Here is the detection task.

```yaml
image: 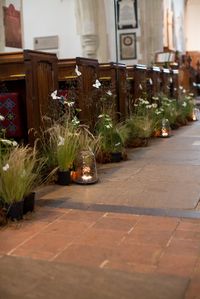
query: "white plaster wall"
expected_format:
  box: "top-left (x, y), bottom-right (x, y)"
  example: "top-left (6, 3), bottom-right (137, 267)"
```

top-left (103, 0), bottom-right (116, 62)
top-left (22, 0), bottom-right (82, 58)
top-left (172, 0), bottom-right (185, 52)
top-left (185, 0), bottom-right (200, 51)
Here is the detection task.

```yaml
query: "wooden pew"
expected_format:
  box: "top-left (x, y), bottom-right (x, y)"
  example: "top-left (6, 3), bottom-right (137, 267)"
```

top-left (58, 57), bottom-right (98, 127)
top-left (0, 50), bottom-right (58, 144)
top-left (147, 66), bottom-right (162, 98)
top-left (161, 68), bottom-right (173, 98)
top-left (98, 62), bottom-right (127, 120)
top-left (132, 64), bottom-right (148, 101)
top-left (126, 65), bottom-right (135, 115)
top-left (171, 69), bottom-right (179, 99)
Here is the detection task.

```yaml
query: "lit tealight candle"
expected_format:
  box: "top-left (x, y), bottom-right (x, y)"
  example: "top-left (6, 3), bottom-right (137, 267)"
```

top-left (161, 129), bottom-right (169, 137)
top-left (82, 174), bottom-right (93, 181)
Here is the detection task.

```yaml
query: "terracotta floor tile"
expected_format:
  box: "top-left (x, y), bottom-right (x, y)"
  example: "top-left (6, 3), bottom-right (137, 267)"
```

top-left (157, 253), bottom-right (198, 277)
top-left (30, 207), bottom-right (65, 222)
top-left (105, 213), bottom-right (140, 221)
top-left (54, 244), bottom-right (113, 267)
top-left (135, 215), bottom-right (179, 232)
top-left (11, 232), bottom-right (73, 257)
top-left (105, 260), bottom-right (157, 274)
top-left (41, 219), bottom-right (91, 236)
top-left (173, 229), bottom-right (200, 241)
top-left (177, 219), bottom-right (200, 232)
top-left (11, 248), bottom-right (55, 261)
top-left (0, 236), bottom-right (28, 254)
top-left (73, 228), bottom-right (126, 248)
top-left (123, 229), bottom-right (172, 246)
top-left (92, 216), bottom-right (138, 232)
top-left (110, 243), bottom-right (163, 266)
top-left (166, 238), bottom-right (200, 257)
top-left (59, 210), bottom-right (105, 223)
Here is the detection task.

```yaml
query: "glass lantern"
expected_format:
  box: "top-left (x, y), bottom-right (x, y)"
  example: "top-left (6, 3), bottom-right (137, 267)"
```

top-left (161, 118), bottom-right (171, 137)
top-left (192, 107), bottom-right (199, 121)
top-left (73, 150), bottom-right (98, 185)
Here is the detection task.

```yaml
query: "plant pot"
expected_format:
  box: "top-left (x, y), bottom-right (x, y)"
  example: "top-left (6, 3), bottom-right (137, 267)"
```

top-left (57, 170), bottom-right (71, 185)
top-left (0, 207), bottom-right (7, 226)
top-left (127, 137), bottom-right (149, 148)
top-left (23, 192), bottom-right (35, 214)
top-left (6, 200), bottom-right (24, 220)
top-left (110, 152), bottom-right (122, 163)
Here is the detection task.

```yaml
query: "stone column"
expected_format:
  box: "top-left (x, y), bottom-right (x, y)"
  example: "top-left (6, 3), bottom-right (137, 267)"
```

top-left (75, 0), bottom-right (99, 58)
top-left (139, 0), bottom-right (164, 65)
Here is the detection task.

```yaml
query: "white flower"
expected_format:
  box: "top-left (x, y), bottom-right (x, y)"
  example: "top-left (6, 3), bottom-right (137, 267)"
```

top-left (179, 86), bottom-right (183, 90)
top-left (105, 124), bottom-right (112, 129)
top-left (0, 114), bottom-right (5, 121)
top-left (58, 136), bottom-right (64, 146)
top-left (115, 142), bottom-right (121, 147)
top-left (152, 97), bottom-right (159, 101)
top-left (139, 84), bottom-right (143, 90)
top-left (146, 105), bottom-right (152, 109)
top-left (66, 101), bottom-right (75, 107)
top-left (144, 100), bottom-right (150, 105)
top-left (134, 103), bottom-right (138, 107)
top-left (183, 89), bottom-right (186, 93)
top-left (193, 82), bottom-right (197, 87)
top-left (51, 90), bottom-right (61, 100)
top-left (93, 79), bottom-right (101, 89)
top-left (75, 65), bottom-right (82, 76)
top-left (155, 110), bottom-right (161, 115)
top-left (0, 139), bottom-right (13, 145)
top-left (106, 90), bottom-right (112, 96)
top-left (12, 141), bottom-right (18, 147)
top-left (149, 78), bottom-right (153, 85)
top-left (182, 102), bottom-right (187, 107)
top-left (72, 116), bottom-right (80, 126)
top-left (3, 163), bottom-right (9, 171)
top-left (152, 103), bottom-right (158, 108)
top-left (98, 114), bottom-right (104, 118)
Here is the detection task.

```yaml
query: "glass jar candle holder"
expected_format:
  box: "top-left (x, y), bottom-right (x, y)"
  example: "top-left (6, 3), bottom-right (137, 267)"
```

top-left (73, 150), bottom-right (98, 185)
top-left (192, 107), bottom-right (199, 121)
top-left (161, 118), bottom-right (171, 137)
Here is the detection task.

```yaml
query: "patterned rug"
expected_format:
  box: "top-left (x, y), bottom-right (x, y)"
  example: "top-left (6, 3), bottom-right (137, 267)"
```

top-left (0, 93), bottom-right (23, 138)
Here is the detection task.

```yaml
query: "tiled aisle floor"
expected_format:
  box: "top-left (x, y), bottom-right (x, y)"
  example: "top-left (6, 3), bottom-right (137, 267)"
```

top-left (0, 207), bottom-right (200, 298)
top-left (1, 122), bottom-right (200, 298)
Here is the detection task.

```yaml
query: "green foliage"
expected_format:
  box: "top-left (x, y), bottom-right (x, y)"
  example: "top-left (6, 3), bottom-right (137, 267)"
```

top-left (0, 145), bottom-right (44, 204)
top-left (77, 126), bottom-right (101, 156)
top-left (96, 114), bottom-right (129, 154)
top-left (47, 123), bottom-right (80, 171)
top-left (126, 115), bottom-right (154, 140)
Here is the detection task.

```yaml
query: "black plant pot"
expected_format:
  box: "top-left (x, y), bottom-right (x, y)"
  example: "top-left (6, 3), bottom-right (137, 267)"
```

top-left (23, 192), bottom-right (35, 214)
top-left (6, 200), bottom-right (24, 220)
top-left (110, 152), bottom-right (122, 163)
top-left (57, 170), bottom-right (71, 185)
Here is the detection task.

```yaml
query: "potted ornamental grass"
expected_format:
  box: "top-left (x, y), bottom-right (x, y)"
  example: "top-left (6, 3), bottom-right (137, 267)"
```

top-left (47, 123), bottom-right (80, 185)
top-left (96, 114), bottom-right (129, 163)
top-left (126, 115), bottom-right (154, 147)
top-left (0, 145), bottom-right (44, 220)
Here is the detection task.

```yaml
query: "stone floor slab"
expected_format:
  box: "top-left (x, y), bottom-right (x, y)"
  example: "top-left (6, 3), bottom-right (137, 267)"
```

top-left (0, 255), bottom-right (189, 299)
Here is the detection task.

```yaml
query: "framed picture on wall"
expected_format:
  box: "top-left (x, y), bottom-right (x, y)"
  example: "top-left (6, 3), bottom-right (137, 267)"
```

top-left (3, 1), bottom-right (23, 48)
top-left (120, 33), bottom-right (136, 60)
top-left (117, 0), bottom-right (138, 29)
